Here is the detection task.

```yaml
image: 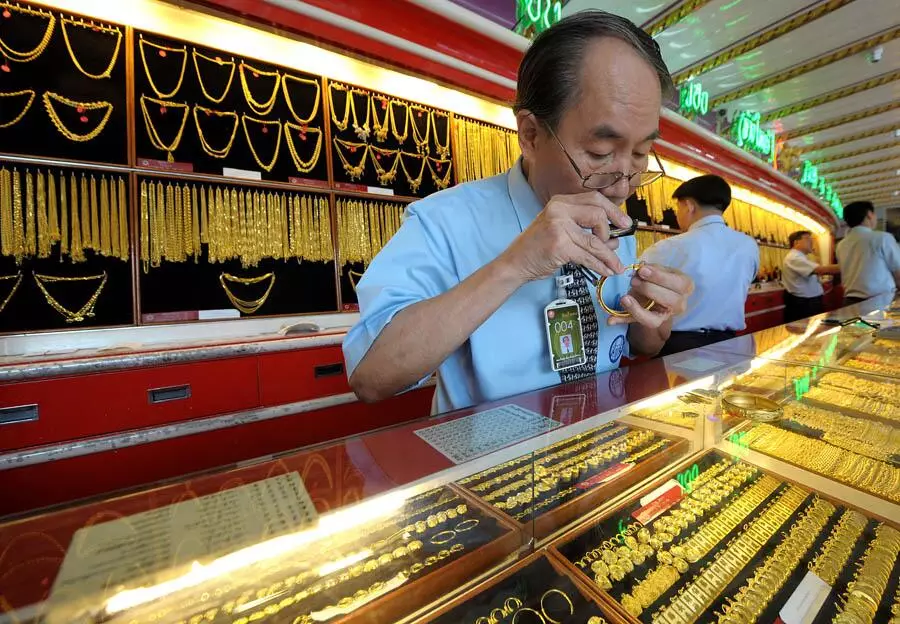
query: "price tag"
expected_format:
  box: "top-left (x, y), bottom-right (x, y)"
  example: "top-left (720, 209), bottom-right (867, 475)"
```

top-left (779, 571), bottom-right (831, 624)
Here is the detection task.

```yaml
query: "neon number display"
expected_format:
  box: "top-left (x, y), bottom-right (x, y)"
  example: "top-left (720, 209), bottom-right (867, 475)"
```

top-left (515, 0), bottom-right (562, 37)
top-left (676, 464), bottom-right (700, 492)
top-left (679, 81), bottom-right (709, 117)
top-left (730, 111), bottom-right (775, 163)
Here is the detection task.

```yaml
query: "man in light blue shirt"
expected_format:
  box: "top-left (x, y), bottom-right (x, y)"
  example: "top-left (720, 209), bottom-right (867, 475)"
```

top-left (641, 175), bottom-right (758, 357)
top-left (836, 201), bottom-right (900, 306)
top-left (343, 12), bottom-right (693, 413)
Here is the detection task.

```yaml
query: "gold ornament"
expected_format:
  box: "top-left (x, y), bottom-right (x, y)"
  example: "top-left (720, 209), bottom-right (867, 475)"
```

top-left (140, 95), bottom-right (189, 162)
top-left (42, 92), bottom-right (113, 142)
top-left (283, 122), bottom-right (323, 174)
top-left (138, 35), bottom-right (187, 98)
top-left (369, 146), bottom-right (400, 186)
top-left (191, 49), bottom-right (234, 103)
top-left (333, 138), bottom-right (368, 181)
top-left (60, 16), bottom-right (122, 79)
top-left (431, 110), bottom-right (451, 159)
top-left (0, 168), bottom-right (11, 257)
top-left (410, 104), bottom-right (431, 154)
top-left (389, 100), bottom-right (409, 143)
top-left (33, 271), bottom-right (108, 322)
top-left (426, 157), bottom-right (453, 190)
top-left (0, 90), bottom-right (35, 128)
top-left (219, 272), bottom-right (275, 314)
top-left (193, 105), bottom-right (238, 159)
top-left (241, 114), bottom-right (282, 172)
top-left (0, 2), bottom-right (55, 63)
top-left (238, 61), bottom-right (281, 115)
top-left (282, 73), bottom-right (320, 124)
top-left (370, 94), bottom-right (390, 142)
top-left (0, 272), bottom-right (22, 313)
top-left (24, 171), bottom-right (35, 257)
top-left (399, 151), bottom-right (426, 193)
top-left (327, 82), bottom-right (351, 132)
top-left (349, 89), bottom-right (371, 141)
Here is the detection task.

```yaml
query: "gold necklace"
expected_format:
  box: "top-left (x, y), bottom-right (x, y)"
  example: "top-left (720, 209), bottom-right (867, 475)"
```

top-left (241, 114), bottom-right (282, 172)
top-left (410, 105), bottom-right (431, 154)
top-left (0, 90), bottom-right (35, 127)
top-left (193, 105), bottom-right (238, 159)
top-left (117, 178), bottom-right (128, 260)
top-left (24, 171), bottom-right (35, 257)
top-left (369, 145), bottom-right (400, 186)
top-left (138, 35), bottom-right (187, 98)
top-left (348, 269), bottom-right (363, 291)
top-left (47, 171), bottom-right (59, 246)
top-left (140, 95), bottom-right (189, 162)
top-left (431, 110), bottom-right (450, 159)
top-left (283, 122), bottom-right (322, 173)
top-left (99, 176), bottom-right (110, 256)
top-left (333, 138), bottom-right (369, 181)
top-left (427, 157), bottom-right (453, 190)
top-left (238, 62), bottom-right (280, 115)
top-left (60, 16), bottom-right (122, 79)
top-left (0, 2), bottom-right (55, 64)
top-left (370, 95), bottom-right (391, 142)
top-left (191, 49), bottom-right (234, 103)
top-left (69, 173), bottom-right (85, 262)
top-left (11, 169), bottom-right (23, 263)
top-left (399, 151), bottom-right (426, 193)
top-left (327, 82), bottom-right (351, 132)
top-left (33, 271), bottom-right (108, 322)
top-left (219, 272), bottom-right (275, 314)
top-left (0, 272), bottom-right (22, 313)
top-left (59, 173), bottom-right (69, 256)
top-left (350, 90), bottom-right (370, 141)
top-left (282, 73), bottom-right (320, 124)
top-left (42, 92), bottom-right (113, 142)
top-left (36, 170), bottom-right (49, 258)
top-left (0, 167), bottom-right (11, 258)
top-left (389, 100), bottom-right (409, 142)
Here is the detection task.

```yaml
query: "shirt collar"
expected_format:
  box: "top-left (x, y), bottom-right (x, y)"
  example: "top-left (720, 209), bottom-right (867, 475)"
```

top-left (688, 214), bottom-right (725, 231)
top-left (507, 157), bottom-right (544, 231)
top-left (852, 226), bottom-right (872, 233)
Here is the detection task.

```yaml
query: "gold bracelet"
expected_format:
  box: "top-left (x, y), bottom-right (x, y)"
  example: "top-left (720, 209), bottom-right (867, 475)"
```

top-left (595, 264), bottom-right (655, 318)
top-left (540, 589), bottom-right (574, 624)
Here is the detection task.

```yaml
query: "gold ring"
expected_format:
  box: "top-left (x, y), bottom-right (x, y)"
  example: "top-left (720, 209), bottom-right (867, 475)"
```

top-left (511, 607), bottom-right (547, 624)
top-left (455, 519), bottom-right (480, 532)
top-left (540, 588), bottom-right (574, 624)
top-left (595, 263), bottom-right (655, 318)
top-left (504, 597), bottom-right (524, 613)
top-left (430, 529), bottom-right (457, 545)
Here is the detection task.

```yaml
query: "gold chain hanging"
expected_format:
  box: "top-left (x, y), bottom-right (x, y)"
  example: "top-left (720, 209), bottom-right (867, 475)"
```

top-left (42, 93), bottom-right (113, 142)
top-left (69, 173), bottom-right (84, 262)
top-left (117, 178), bottom-right (128, 260)
top-left (89, 175), bottom-right (100, 251)
top-left (191, 49), bottom-right (235, 103)
top-left (99, 176), bottom-right (111, 256)
top-left (399, 151), bottom-right (426, 193)
top-left (426, 157), bottom-right (453, 190)
top-left (281, 73), bottom-right (320, 124)
top-left (333, 138), bottom-right (369, 181)
top-left (369, 146), bottom-right (400, 186)
top-left (47, 171), bottom-right (59, 244)
top-left (409, 105), bottom-right (431, 154)
top-left (241, 114), bottom-right (282, 172)
top-left (11, 169), bottom-right (23, 263)
top-left (0, 272), bottom-right (22, 313)
top-left (0, 90), bottom-right (35, 128)
top-left (327, 82), bottom-right (351, 132)
top-left (32, 271), bottom-right (108, 322)
top-left (60, 16), bottom-right (122, 79)
top-left (24, 171), bottom-right (35, 257)
top-left (36, 171), bottom-right (49, 257)
top-left (140, 95), bottom-right (189, 162)
top-left (138, 35), bottom-right (187, 98)
top-left (193, 105), bottom-right (239, 159)
top-left (349, 90), bottom-right (370, 141)
top-left (431, 111), bottom-right (451, 159)
top-left (283, 123), bottom-right (323, 174)
top-left (0, 3), bottom-right (55, 63)
top-left (389, 100), bottom-right (409, 143)
top-left (238, 62), bottom-right (281, 115)
top-left (219, 272), bottom-right (275, 314)
top-left (0, 168), bottom-right (11, 257)
top-left (370, 95), bottom-right (390, 142)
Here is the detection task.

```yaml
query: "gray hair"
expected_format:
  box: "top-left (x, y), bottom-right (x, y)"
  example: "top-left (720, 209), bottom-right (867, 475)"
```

top-left (513, 10), bottom-right (674, 129)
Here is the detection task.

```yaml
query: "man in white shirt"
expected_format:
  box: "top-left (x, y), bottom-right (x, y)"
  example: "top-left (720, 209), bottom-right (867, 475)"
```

top-left (782, 230), bottom-right (840, 322)
top-left (836, 201), bottom-right (900, 306)
top-left (641, 175), bottom-right (759, 356)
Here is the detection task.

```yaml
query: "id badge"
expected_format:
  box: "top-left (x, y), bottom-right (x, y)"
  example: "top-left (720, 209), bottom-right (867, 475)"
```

top-left (544, 298), bottom-right (587, 371)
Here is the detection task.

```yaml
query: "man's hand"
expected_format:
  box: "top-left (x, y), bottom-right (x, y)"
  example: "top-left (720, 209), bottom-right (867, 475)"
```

top-left (609, 263), bottom-right (693, 328)
top-left (498, 191), bottom-right (634, 281)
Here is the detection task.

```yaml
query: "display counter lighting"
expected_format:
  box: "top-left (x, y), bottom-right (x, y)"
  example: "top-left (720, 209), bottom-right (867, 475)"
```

top-left (626, 375), bottom-right (716, 413)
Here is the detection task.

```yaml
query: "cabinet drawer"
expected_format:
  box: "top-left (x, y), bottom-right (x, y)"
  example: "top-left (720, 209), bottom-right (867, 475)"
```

top-left (0, 357), bottom-right (259, 452)
top-left (258, 346), bottom-right (351, 406)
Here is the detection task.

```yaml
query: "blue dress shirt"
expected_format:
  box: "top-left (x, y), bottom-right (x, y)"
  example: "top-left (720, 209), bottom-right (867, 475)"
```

top-left (836, 226), bottom-right (900, 299)
top-left (343, 160), bottom-right (635, 413)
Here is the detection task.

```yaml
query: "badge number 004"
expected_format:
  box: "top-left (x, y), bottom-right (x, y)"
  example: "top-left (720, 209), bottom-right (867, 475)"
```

top-left (545, 299), bottom-right (586, 371)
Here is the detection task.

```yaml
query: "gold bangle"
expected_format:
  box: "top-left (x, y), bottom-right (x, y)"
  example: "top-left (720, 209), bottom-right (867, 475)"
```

top-left (595, 263), bottom-right (655, 318)
top-left (430, 530), bottom-right (456, 545)
top-left (511, 607), bottom-right (546, 624)
top-left (455, 519), bottom-right (480, 532)
top-left (540, 589), bottom-right (574, 624)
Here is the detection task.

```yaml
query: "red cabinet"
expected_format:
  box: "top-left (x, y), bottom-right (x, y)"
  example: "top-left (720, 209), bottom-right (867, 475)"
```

top-left (258, 345), bottom-right (352, 406)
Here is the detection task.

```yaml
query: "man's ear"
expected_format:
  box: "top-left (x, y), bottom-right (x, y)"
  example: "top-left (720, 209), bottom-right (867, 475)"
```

top-left (516, 110), bottom-right (540, 160)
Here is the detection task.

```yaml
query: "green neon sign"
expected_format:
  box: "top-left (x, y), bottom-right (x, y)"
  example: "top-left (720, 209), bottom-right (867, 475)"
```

top-left (679, 81), bottom-right (709, 117)
top-left (792, 334), bottom-right (838, 401)
top-left (515, 0), bottom-right (562, 37)
top-left (799, 160), bottom-right (844, 219)
top-left (730, 111), bottom-right (775, 162)
top-left (676, 463), bottom-right (700, 492)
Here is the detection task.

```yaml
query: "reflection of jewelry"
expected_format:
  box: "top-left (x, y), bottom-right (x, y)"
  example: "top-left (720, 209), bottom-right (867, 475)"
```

top-left (283, 123), bottom-right (322, 173)
top-left (138, 36), bottom-right (187, 98)
top-left (540, 589), bottom-right (574, 624)
top-left (220, 272), bottom-right (275, 314)
top-left (241, 115), bottom-right (282, 172)
top-left (426, 157), bottom-right (453, 190)
top-left (43, 93), bottom-right (113, 142)
top-left (371, 95), bottom-right (390, 141)
top-left (369, 146), bottom-right (400, 185)
top-left (239, 61), bottom-right (280, 115)
top-left (33, 271), bottom-right (108, 322)
top-left (409, 104), bottom-right (430, 154)
top-left (0, 90), bottom-right (35, 128)
top-left (596, 264), bottom-right (655, 318)
top-left (281, 73), bottom-right (320, 124)
top-left (327, 82), bottom-right (351, 131)
top-left (61, 16), bottom-right (122, 79)
top-left (333, 138), bottom-right (368, 181)
top-left (0, 272), bottom-right (22, 313)
top-left (191, 49), bottom-right (234, 103)
top-left (511, 607), bottom-right (546, 624)
top-left (389, 100), bottom-right (409, 142)
top-left (431, 110), bottom-right (450, 159)
top-left (0, 3), bottom-right (55, 63)
top-left (193, 105), bottom-right (238, 159)
top-left (140, 95), bottom-right (189, 161)
top-left (399, 151), bottom-right (426, 192)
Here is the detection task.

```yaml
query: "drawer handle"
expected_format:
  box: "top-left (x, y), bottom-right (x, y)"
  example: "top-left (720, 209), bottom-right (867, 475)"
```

top-left (0, 404), bottom-right (39, 426)
top-left (148, 384), bottom-right (192, 404)
top-left (314, 363), bottom-right (345, 378)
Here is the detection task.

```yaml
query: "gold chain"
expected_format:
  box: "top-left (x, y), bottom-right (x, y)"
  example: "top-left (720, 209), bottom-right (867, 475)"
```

top-left (241, 114), bottom-right (282, 172)
top-left (333, 138), bottom-right (369, 181)
top-left (59, 173), bottom-right (69, 256)
top-left (0, 90), bottom-right (35, 127)
top-left (399, 151), bottom-right (426, 193)
top-left (60, 16), bottom-right (122, 79)
top-left (118, 177), bottom-right (129, 260)
top-left (42, 92), bottom-right (113, 142)
top-left (78, 175), bottom-right (89, 252)
top-left (36, 171), bottom-right (49, 257)
top-left (431, 110), bottom-right (450, 159)
top-left (191, 49), bottom-right (234, 103)
top-left (369, 146), bottom-right (400, 186)
top-left (140, 95), bottom-right (189, 162)
top-left (69, 173), bottom-right (84, 262)
top-left (327, 82), bottom-right (351, 132)
top-left (140, 181), bottom-right (149, 272)
top-left (239, 62), bottom-right (281, 115)
top-left (100, 176), bottom-right (111, 256)
top-left (47, 171), bottom-right (59, 245)
top-left (0, 2), bottom-right (55, 62)
top-left (89, 175), bottom-right (100, 251)
top-left (283, 123), bottom-right (323, 173)
top-left (193, 105), bottom-right (238, 159)
top-left (0, 272), bottom-right (22, 313)
top-left (349, 89), bottom-right (370, 141)
top-left (370, 94), bottom-right (390, 142)
top-left (33, 271), bottom-right (108, 322)
top-left (282, 73), bottom-right (320, 124)
top-left (138, 35), bottom-right (187, 98)
top-left (24, 171), bottom-right (35, 256)
top-left (0, 168), bottom-right (11, 257)
top-left (219, 272), bottom-right (275, 314)
top-left (11, 169), bottom-right (23, 263)
top-left (389, 100), bottom-right (409, 142)
top-left (426, 157), bottom-right (453, 190)
top-left (409, 104), bottom-right (431, 154)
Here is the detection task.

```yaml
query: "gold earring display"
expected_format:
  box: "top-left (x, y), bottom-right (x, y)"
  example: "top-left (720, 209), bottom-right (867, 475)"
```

top-left (426, 157), bottom-right (453, 190)
top-left (409, 104), bottom-right (431, 154)
top-left (281, 73), bottom-right (320, 124)
top-left (239, 62), bottom-right (280, 115)
top-left (333, 138), bottom-right (368, 181)
top-left (595, 264), bottom-right (655, 318)
top-left (138, 35), bottom-right (187, 98)
top-left (219, 272), bottom-right (275, 314)
top-left (33, 271), bottom-right (108, 322)
top-left (60, 16), bottom-right (122, 79)
top-left (399, 151), bottom-right (426, 193)
top-left (193, 105), bottom-right (238, 159)
top-left (0, 272), bottom-right (22, 313)
top-left (431, 110), bottom-right (450, 159)
top-left (42, 92), bottom-right (113, 142)
top-left (0, 3), bottom-right (55, 63)
top-left (283, 123), bottom-right (322, 173)
top-left (192, 49), bottom-right (234, 103)
top-left (369, 146), bottom-right (400, 185)
top-left (0, 90), bottom-right (35, 127)
top-left (140, 95), bottom-right (189, 162)
top-left (241, 115), bottom-right (282, 172)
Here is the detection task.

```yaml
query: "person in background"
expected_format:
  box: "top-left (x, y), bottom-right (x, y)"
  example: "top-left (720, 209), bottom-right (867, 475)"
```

top-left (781, 230), bottom-right (840, 322)
top-left (640, 174), bottom-right (758, 357)
top-left (836, 201), bottom-right (900, 306)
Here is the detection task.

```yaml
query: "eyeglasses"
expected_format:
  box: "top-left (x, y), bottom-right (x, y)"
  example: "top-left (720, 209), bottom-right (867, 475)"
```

top-left (545, 123), bottom-right (665, 190)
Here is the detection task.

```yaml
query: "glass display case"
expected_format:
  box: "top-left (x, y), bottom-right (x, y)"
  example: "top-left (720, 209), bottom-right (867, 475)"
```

top-left (0, 298), bottom-right (898, 624)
